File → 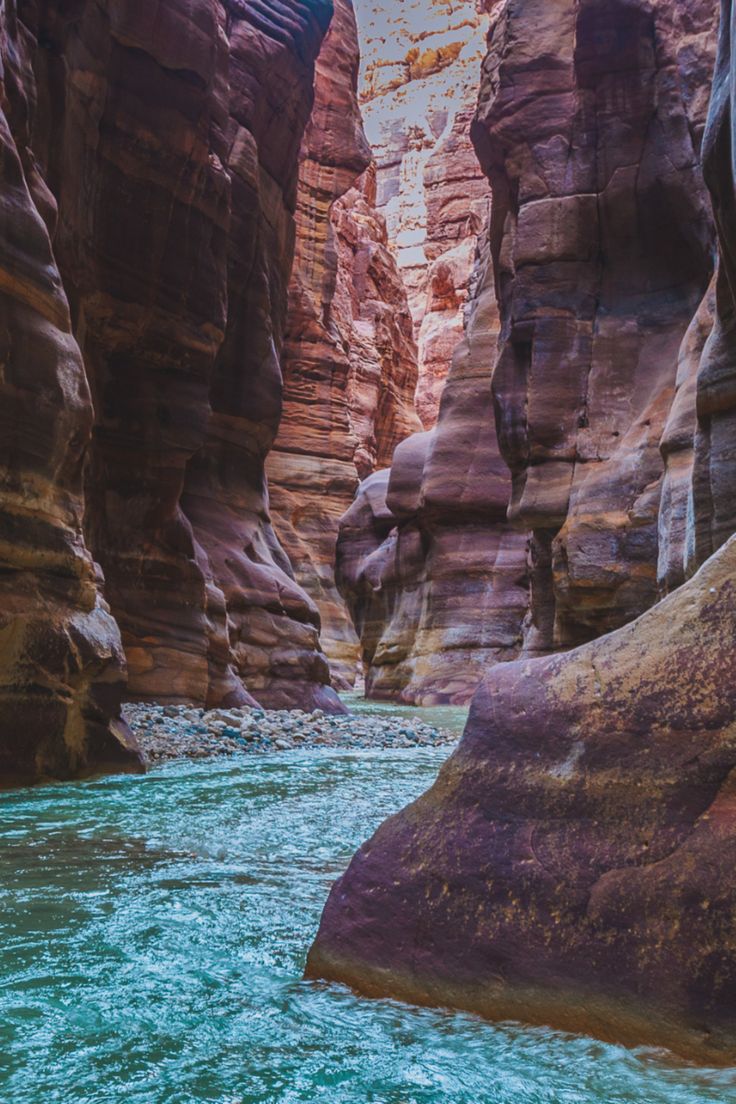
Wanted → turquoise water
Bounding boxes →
[340,692,470,736]
[1,749,735,1104]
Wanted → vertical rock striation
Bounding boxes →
[0,0,346,781]
[354,0,492,425]
[337,232,528,704]
[686,0,736,575]
[472,0,716,652]
[0,1,141,783]
[267,0,421,690]
[38,0,236,707]
[180,0,341,712]
[309,0,736,1063]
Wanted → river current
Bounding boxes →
[2,740,735,1103]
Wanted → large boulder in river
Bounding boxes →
[308,531,736,1061]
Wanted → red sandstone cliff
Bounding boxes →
[355,0,492,426]
[309,0,736,1062]
[337,232,528,704]
[0,0,140,782]
[472,0,716,652]
[0,0,340,781]
[268,0,421,691]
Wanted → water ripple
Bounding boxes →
[0,749,734,1103]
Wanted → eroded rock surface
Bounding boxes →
[268,0,420,690]
[354,0,492,425]
[0,0,344,780]
[473,0,716,652]
[309,533,736,1062]
[337,236,528,704]
[309,0,736,1061]
[0,2,141,782]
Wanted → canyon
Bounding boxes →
[1,0,347,782]
[2,0,736,1068]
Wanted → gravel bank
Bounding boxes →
[124,703,456,766]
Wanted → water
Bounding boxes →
[340,692,470,736]
[1,749,735,1104]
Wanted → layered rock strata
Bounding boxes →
[355,0,492,425]
[1,0,343,780]
[337,235,528,704]
[309,0,736,1062]
[172,0,341,713]
[268,0,421,690]
[0,0,141,782]
[472,0,716,652]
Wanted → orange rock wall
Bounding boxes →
[268,0,421,689]
[354,0,492,426]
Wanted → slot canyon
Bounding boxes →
[2,0,736,1096]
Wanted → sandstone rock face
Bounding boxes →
[354,0,492,425]
[472,0,716,652]
[337,235,528,704]
[0,0,344,780]
[268,1,421,690]
[308,533,736,1062]
[658,279,716,593]
[687,1,736,577]
[309,0,736,1059]
[175,0,342,713]
[0,1,142,782]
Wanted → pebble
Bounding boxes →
[123,702,456,767]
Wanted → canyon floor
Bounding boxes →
[124,696,463,766]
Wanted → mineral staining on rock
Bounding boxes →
[268,0,421,692]
[0,2,141,782]
[0,0,347,780]
[308,533,736,1062]
[473,0,716,653]
[354,0,492,426]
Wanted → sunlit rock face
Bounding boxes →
[336,233,529,704]
[354,0,493,426]
[0,0,344,782]
[333,0,531,705]
[473,0,716,653]
[309,0,736,1061]
[268,1,421,691]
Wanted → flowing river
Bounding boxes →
[2,735,735,1103]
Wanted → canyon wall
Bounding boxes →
[340,0,719,707]
[267,0,421,690]
[472,0,716,653]
[0,0,340,781]
[337,231,528,704]
[309,0,736,1063]
[355,0,492,426]
[0,0,140,782]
